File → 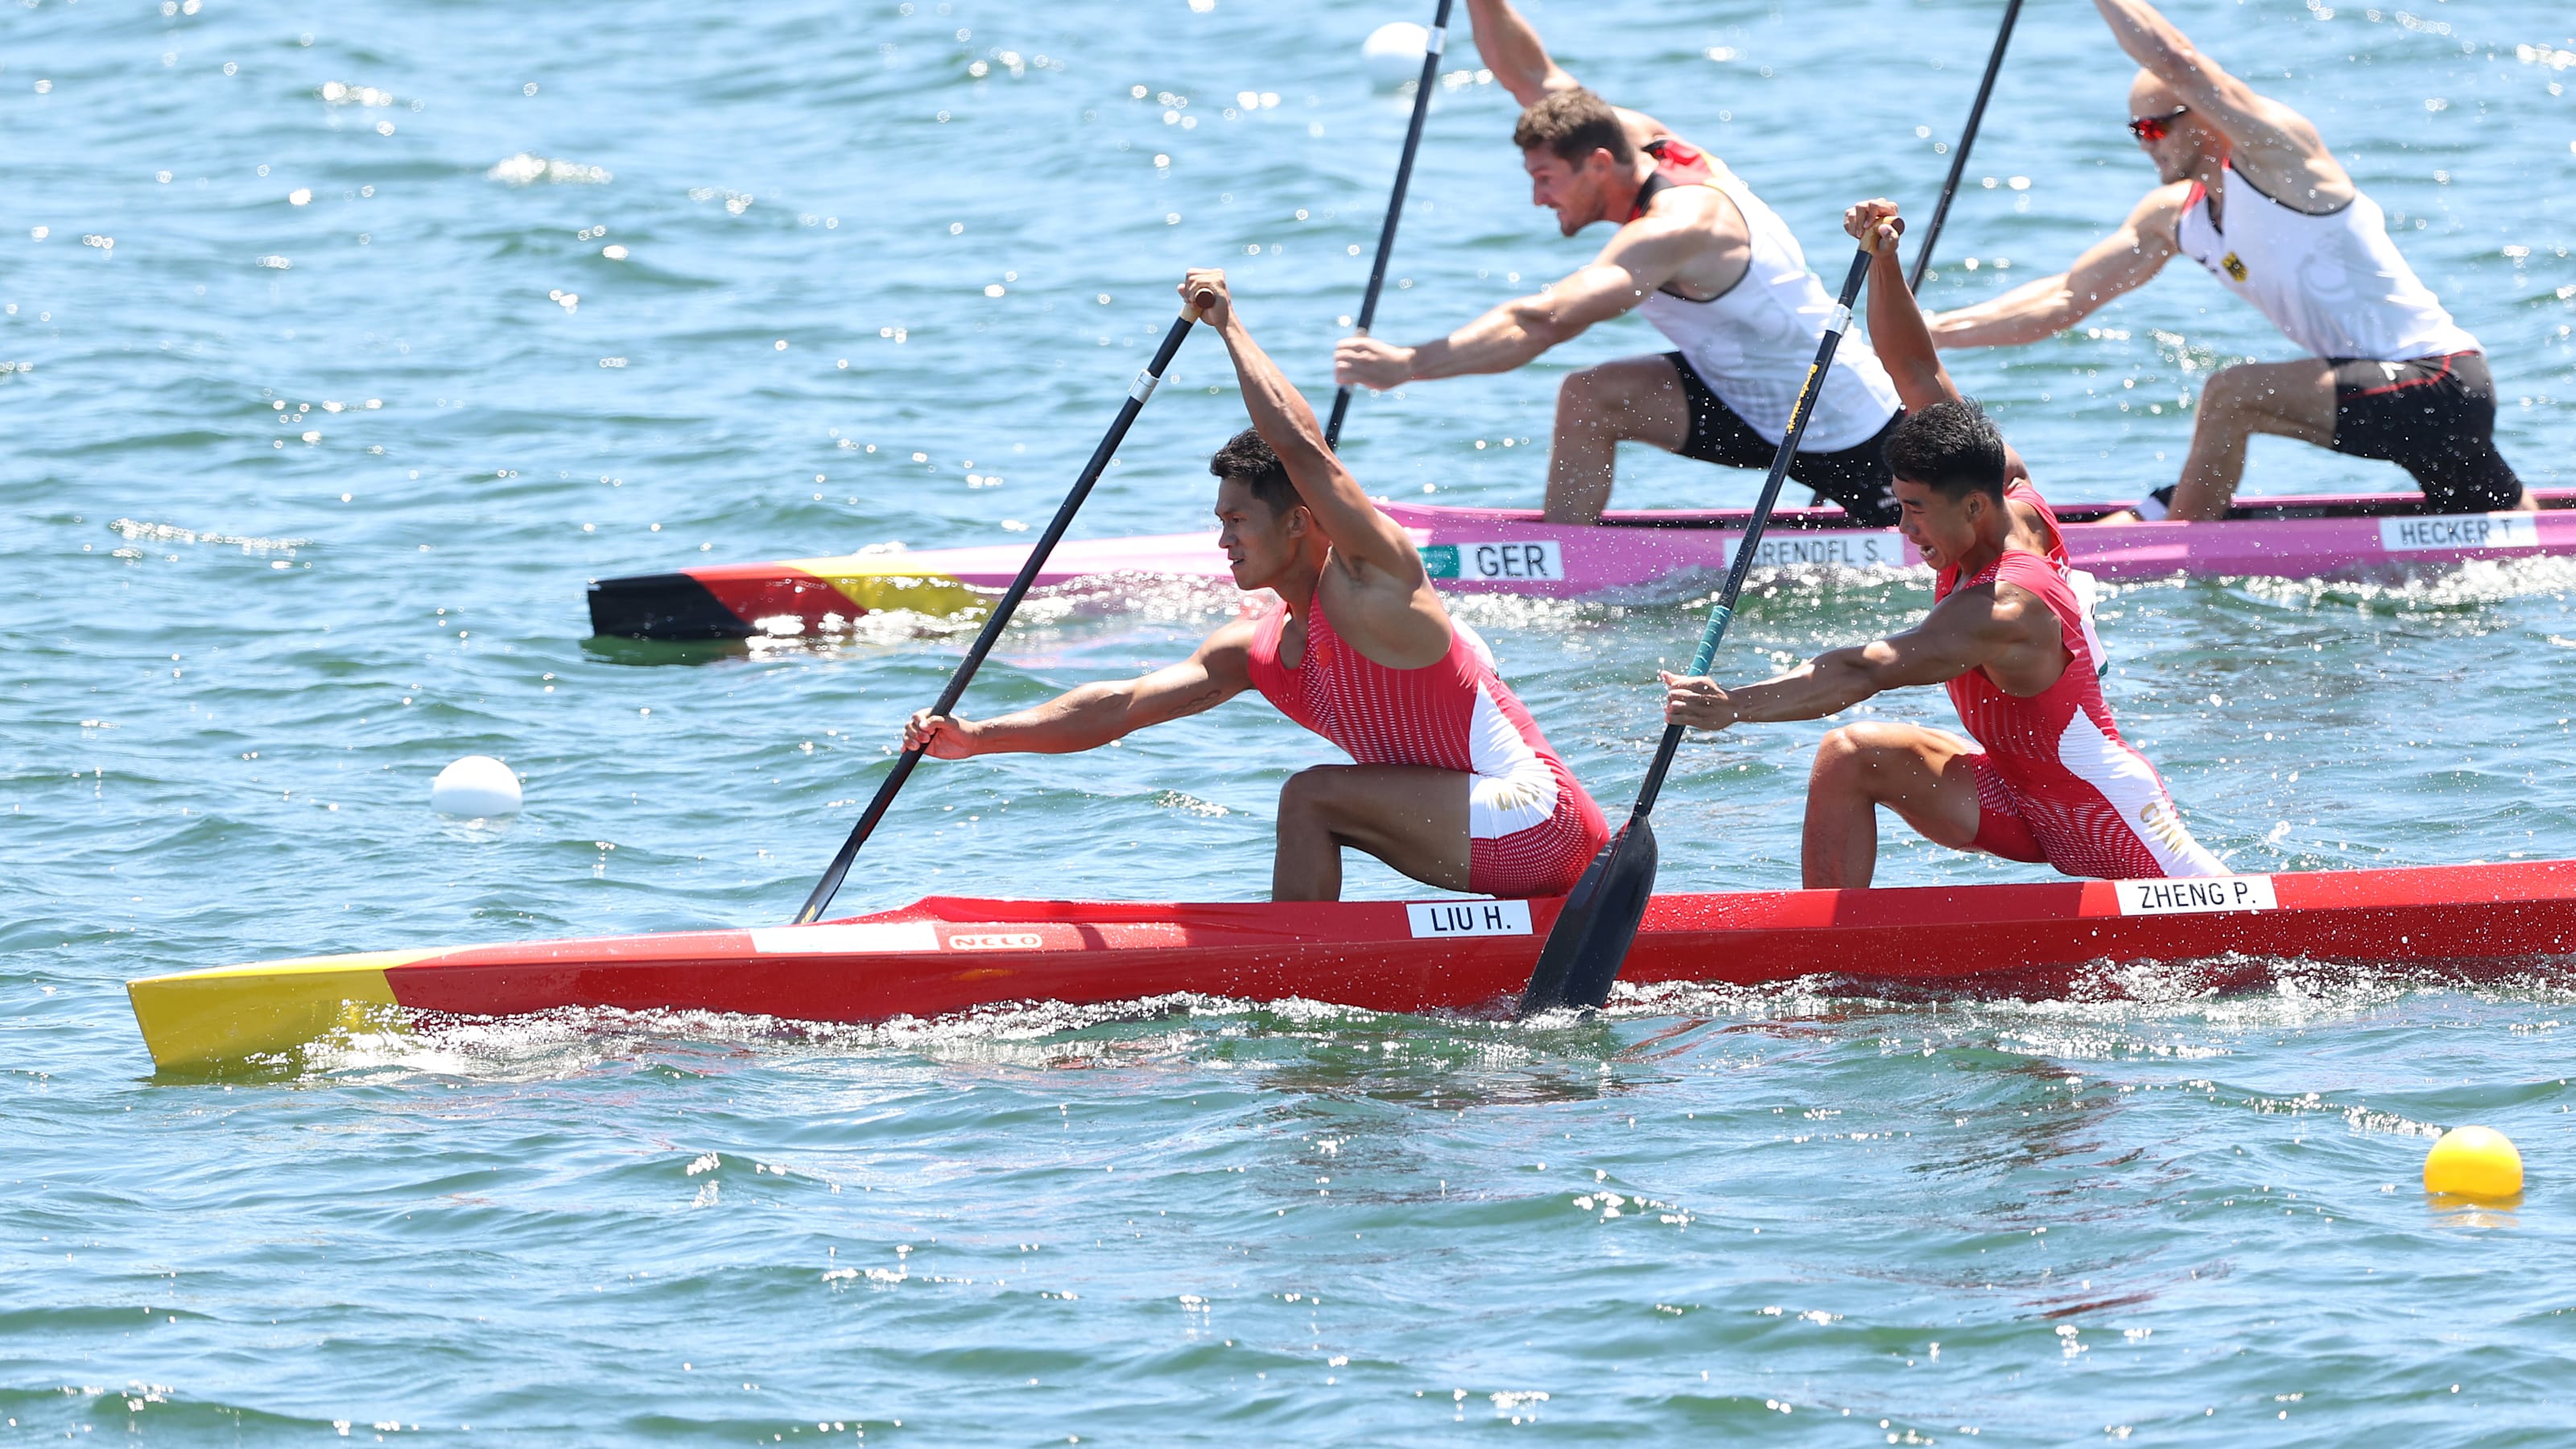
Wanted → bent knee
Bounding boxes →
[1556,358,1667,414]
[1555,365,1620,414]
[1813,722,1913,771]
[1277,765,1354,815]
[2196,365,2273,413]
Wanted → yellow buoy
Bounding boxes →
[2423,1125,2524,1199]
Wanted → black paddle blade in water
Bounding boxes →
[1517,817,1658,1015]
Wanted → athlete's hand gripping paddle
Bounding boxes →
[1517,243,1876,1015]
[793,305,1201,924]
[1323,0,1454,448]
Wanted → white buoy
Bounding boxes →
[1363,20,1430,89]
[431,755,522,817]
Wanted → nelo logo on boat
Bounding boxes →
[947,931,1046,952]
[2114,875,2278,916]
[1405,900,1534,938]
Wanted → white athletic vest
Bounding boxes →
[2174,163,2479,362]
[1636,169,1901,452]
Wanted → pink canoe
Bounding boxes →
[588,489,2576,639]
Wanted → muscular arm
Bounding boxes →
[1355,221,1701,382]
[1463,0,1677,140]
[1664,580,2062,729]
[1205,286,1426,583]
[906,621,1253,757]
[2094,0,2344,204]
[1463,0,1576,104]
[1845,201,2035,489]
[1847,202,1959,412]
[1926,185,2183,349]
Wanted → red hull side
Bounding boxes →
[377,862,2576,1026]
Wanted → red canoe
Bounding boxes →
[126,859,2576,1069]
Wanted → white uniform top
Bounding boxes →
[1635,166,1901,452]
[2174,163,2480,363]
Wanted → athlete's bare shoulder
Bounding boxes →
[2125,180,2195,250]
[1195,613,1260,673]
[1985,569,2072,651]
[1612,105,1674,151]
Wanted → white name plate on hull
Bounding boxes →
[2114,875,2278,916]
[749,921,943,954]
[1726,530,1909,570]
[2380,513,2540,552]
[1422,541,1566,582]
[1406,899,1534,938]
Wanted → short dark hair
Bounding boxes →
[1208,427,1300,514]
[1511,88,1633,166]
[1883,401,2008,501]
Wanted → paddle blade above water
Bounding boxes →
[1517,816,1658,1015]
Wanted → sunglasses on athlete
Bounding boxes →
[2128,106,2189,142]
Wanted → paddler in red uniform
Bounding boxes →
[1845,197,2112,670]
[903,270,1608,902]
[1331,0,1905,526]
[1658,399,2227,889]
[1926,0,2531,521]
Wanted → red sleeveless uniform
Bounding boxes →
[1246,593,1607,898]
[1936,544,2223,880]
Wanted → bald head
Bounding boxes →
[2127,69,2218,184]
[2128,70,2181,115]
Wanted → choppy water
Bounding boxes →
[8,0,2576,1440]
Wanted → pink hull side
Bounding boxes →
[833,491,2576,598]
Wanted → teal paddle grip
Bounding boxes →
[1687,603,1734,677]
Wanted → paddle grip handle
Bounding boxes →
[1325,0,1454,450]
[793,310,1200,925]
[1909,0,2022,291]
[1629,244,1872,823]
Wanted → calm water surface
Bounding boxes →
[7,0,2576,1441]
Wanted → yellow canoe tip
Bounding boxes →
[126,951,436,1071]
[781,558,988,620]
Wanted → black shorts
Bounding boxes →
[1666,352,1902,526]
[2328,350,2524,513]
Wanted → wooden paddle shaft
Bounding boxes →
[794,308,1202,924]
[1323,0,1455,448]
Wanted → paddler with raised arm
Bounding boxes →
[1927,0,2532,522]
[1846,196,2112,669]
[1658,398,2225,889]
[1331,0,1905,526]
[904,269,1608,902]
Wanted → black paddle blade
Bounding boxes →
[1517,817,1660,1017]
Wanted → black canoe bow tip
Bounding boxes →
[586,572,753,641]
[1518,817,1659,1017]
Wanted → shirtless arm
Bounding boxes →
[1463,0,1678,143]
[1845,200,1959,412]
[1336,221,1700,386]
[903,620,1254,758]
[2095,0,2347,203]
[1662,580,2060,729]
[1846,199,2038,493]
[1926,185,2185,349]
[1463,0,1575,104]
[1185,269,1427,589]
